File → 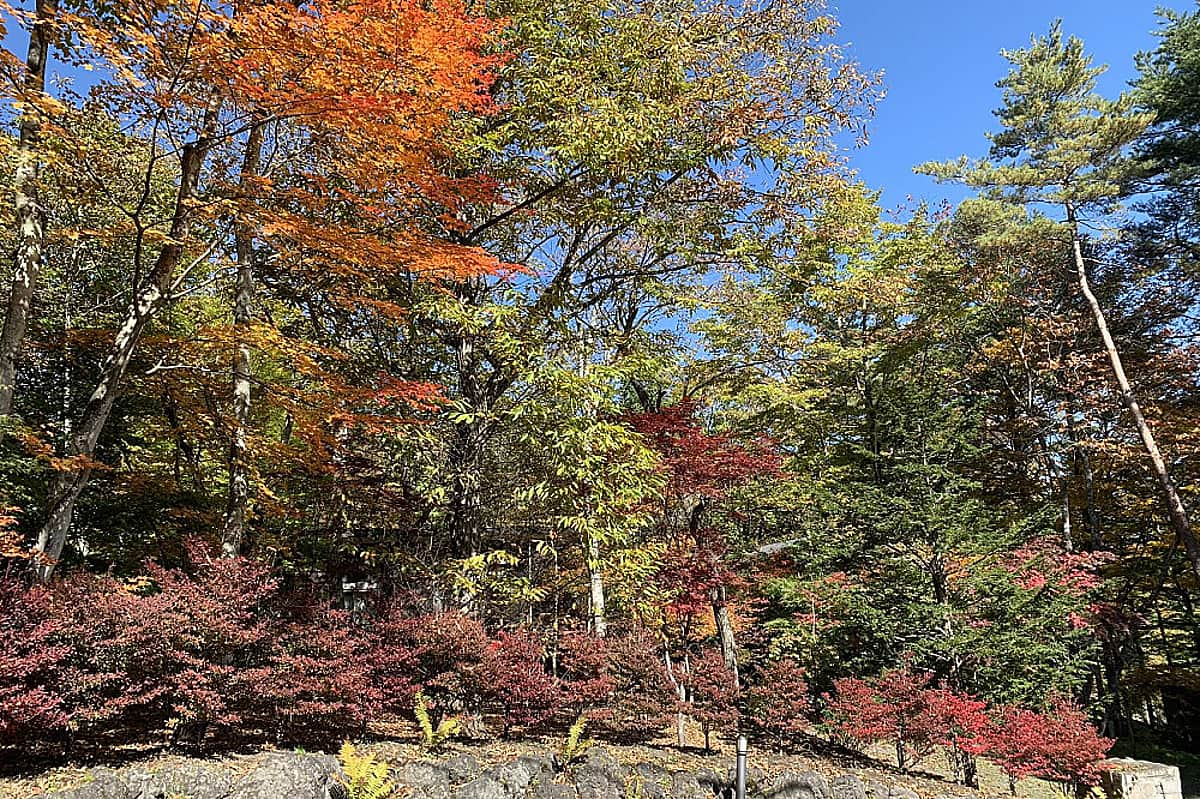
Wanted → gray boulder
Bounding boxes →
[228,751,344,799]
[42,769,131,799]
[629,764,671,799]
[764,771,830,799]
[399,761,453,799]
[126,762,237,799]
[829,775,866,799]
[569,748,626,799]
[442,754,481,785]
[486,757,552,795]
[865,781,889,799]
[532,783,581,799]
[724,766,767,794]
[669,771,709,799]
[456,775,512,799]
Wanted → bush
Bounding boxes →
[683,648,739,752]
[371,609,559,736]
[479,629,561,734]
[366,603,425,716]
[558,630,617,710]
[925,688,990,788]
[0,579,68,744]
[985,699,1113,792]
[251,601,381,743]
[559,627,676,742]
[50,553,279,741]
[825,665,939,771]
[744,657,813,750]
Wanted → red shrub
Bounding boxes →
[0,579,68,743]
[366,602,423,716]
[559,628,675,741]
[684,648,739,752]
[480,629,561,734]
[249,601,380,743]
[50,553,279,739]
[369,610,559,734]
[925,688,991,787]
[744,657,813,749]
[603,630,678,741]
[825,665,940,771]
[558,630,617,711]
[985,699,1113,790]
[379,610,491,721]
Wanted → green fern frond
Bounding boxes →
[414,693,461,751]
[557,714,596,764]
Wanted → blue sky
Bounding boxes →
[831,0,1185,211]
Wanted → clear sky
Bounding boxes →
[831,0,1186,211]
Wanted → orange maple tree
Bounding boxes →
[22,0,511,577]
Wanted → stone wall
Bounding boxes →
[31,746,989,799]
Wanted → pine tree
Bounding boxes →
[918,23,1200,581]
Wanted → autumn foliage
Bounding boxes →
[986,700,1115,789]
[824,665,1113,789]
[744,658,814,749]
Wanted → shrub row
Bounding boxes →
[0,552,688,748]
[0,552,1114,795]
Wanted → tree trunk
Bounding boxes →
[586,534,606,637]
[711,583,739,687]
[1067,205,1200,581]
[219,117,264,558]
[0,0,55,416]
[33,98,221,582]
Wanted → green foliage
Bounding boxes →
[556,714,596,765]
[919,21,1152,211]
[414,693,462,752]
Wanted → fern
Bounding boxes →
[414,692,462,751]
[338,741,395,799]
[557,714,596,765]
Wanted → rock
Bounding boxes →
[442,754,481,785]
[1101,759,1184,799]
[696,768,730,794]
[630,764,671,799]
[126,762,237,799]
[229,751,343,799]
[456,776,512,799]
[864,781,889,799]
[829,775,866,799]
[887,787,919,799]
[399,761,453,799]
[764,771,829,799]
[42,769,132,799]
[569,747,626,799]
[532,783,581,799]
[669,771,709,799]
[724,766,767,794]
[487,757,552,795]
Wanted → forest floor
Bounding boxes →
[0,718,1087,799]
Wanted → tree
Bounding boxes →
[985,699,1114,794]
[0,0,56,418]
[1129,4,1200,276]
[920,23,1198,581]
[21,0,507,579]
[626,401,780,683]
